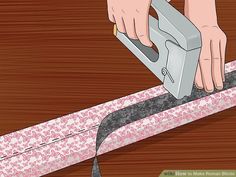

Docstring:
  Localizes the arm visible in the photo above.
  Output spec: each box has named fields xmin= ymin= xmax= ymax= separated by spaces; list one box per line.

xmin=184 ymin=0 xmax=227 ymax=92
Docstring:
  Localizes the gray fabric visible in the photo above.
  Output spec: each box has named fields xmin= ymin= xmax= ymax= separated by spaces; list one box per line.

xmin=91 ymin=157 xmax=101 ymax=177
xmin=91 ymin=70 xmax=236 ymax=177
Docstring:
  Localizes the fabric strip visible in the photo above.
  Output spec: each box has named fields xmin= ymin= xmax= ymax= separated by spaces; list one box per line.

xmin=92 ymin=70 xmax=236 ymax=177
xmin=0 ymin=61 xmax=235 ymax=177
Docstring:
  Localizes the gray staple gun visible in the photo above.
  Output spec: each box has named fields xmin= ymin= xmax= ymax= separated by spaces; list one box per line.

xmin=113 ymin=0 xmax=202 ymax=99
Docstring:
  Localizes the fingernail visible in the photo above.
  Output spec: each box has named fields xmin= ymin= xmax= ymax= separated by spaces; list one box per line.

xmin=148 ymin=42 xmax=153 ymax=47
xmin=205 ymin=87 xmax=214 ymax=93
xmin=195 ymin=83 xmax=203 ymax=89
xmin=216 ymin=85 xmax=223 ymax=90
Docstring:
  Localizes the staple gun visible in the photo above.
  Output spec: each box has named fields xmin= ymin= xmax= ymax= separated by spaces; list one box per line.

xmin=113 ymin=0 xmax=202 ymax=99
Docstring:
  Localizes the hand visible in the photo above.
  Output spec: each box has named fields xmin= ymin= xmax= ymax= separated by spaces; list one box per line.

xmin=107 ymin=0 xmax=153 ymax=47
xmin=185 ymin=0 xmax=227 ymax=92
xmin=194 ymin=25 xmax=227 ymax=92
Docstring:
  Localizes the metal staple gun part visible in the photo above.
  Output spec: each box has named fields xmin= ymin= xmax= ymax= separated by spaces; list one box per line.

xmin=114 ymin=0 xmax=202 ymax=99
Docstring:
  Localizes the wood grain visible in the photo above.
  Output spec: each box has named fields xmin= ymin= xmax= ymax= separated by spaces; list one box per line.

xmin=0 ymin=0 xmax=235 ymax=176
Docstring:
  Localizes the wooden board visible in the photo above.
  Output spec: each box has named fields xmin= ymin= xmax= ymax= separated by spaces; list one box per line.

xmin=0 ymin=0 xmax=235 ymax=176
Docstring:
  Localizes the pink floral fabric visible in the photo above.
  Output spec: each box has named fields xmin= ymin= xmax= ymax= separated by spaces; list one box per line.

xmin=0 ymin=61 xmax=235 ymax=177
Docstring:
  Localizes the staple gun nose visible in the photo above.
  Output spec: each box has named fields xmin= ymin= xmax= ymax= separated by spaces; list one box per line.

xmin=114 ymin=0 xmax=202 ymax=99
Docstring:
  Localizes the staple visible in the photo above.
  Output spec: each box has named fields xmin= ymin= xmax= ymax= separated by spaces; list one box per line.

xmin=24 ymin=147 xmax=33 ymax=151
xmin=92 ymin=124 xmax=99 ymax=128
xmin=52 ymin=138 xmax=60 ymax=142
xmin=65 ymin=133 xmax=72 ymax=137
xmin=78 ymin=129 xmax=85 ymax=132
xmin=1 ymin=155 xmax=7 ymax=158
xmin=39 ymin=142 xmax=46 ymax=146
xmin=81 ymin=129 xmax=90 ymax=133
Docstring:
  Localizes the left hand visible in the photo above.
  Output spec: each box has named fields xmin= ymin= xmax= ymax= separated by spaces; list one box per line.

xmin=184 ymin=0 xmax=227 ymax=93
xmin=194 ymin=25 xmax=227 ymax=92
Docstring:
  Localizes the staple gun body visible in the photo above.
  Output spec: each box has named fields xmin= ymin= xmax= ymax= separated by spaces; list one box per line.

xmin=114 ymin=0 xmax=202 ymax=99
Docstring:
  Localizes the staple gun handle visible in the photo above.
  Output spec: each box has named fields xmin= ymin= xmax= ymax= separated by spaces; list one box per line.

xmin=151 ymin=0 xmax=201 ymax=50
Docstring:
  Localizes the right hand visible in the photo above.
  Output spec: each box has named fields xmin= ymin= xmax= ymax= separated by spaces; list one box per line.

xmin=107 ymin=0 xmax=153 ymax=47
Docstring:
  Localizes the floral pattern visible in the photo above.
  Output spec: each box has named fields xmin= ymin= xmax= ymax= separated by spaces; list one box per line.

xmin=0 ymin=61 xmax=235 ymax=177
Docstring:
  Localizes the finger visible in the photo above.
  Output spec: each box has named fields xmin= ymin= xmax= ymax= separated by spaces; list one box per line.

xmin=108 ymin=13 xmax=115 ymax=23
xmin=220 ymin=34 xmax=227 ymax=82
xmin=199 ymin=39 xmax=214 ymax=93
xmin=211 ymin=40 xmax=223 ymax=90
xmin=134 ymin=14 xmax=152 ymax=47
xmin=107 ymin=6 xmax=116 ymax=23
xmin=123 ymin=17 xmax=138 ymax=39
xmin=115 ymin=16 xmax=126 ymax=33
xmin=195 ymin=63 xmax=204 ymax=89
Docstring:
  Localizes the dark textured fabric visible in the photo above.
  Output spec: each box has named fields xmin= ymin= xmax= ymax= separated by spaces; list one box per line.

xmin=91 ymin=157 xmax=102 ymax=177
xmin=91 ymin=70 xmax=236 ymax=177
